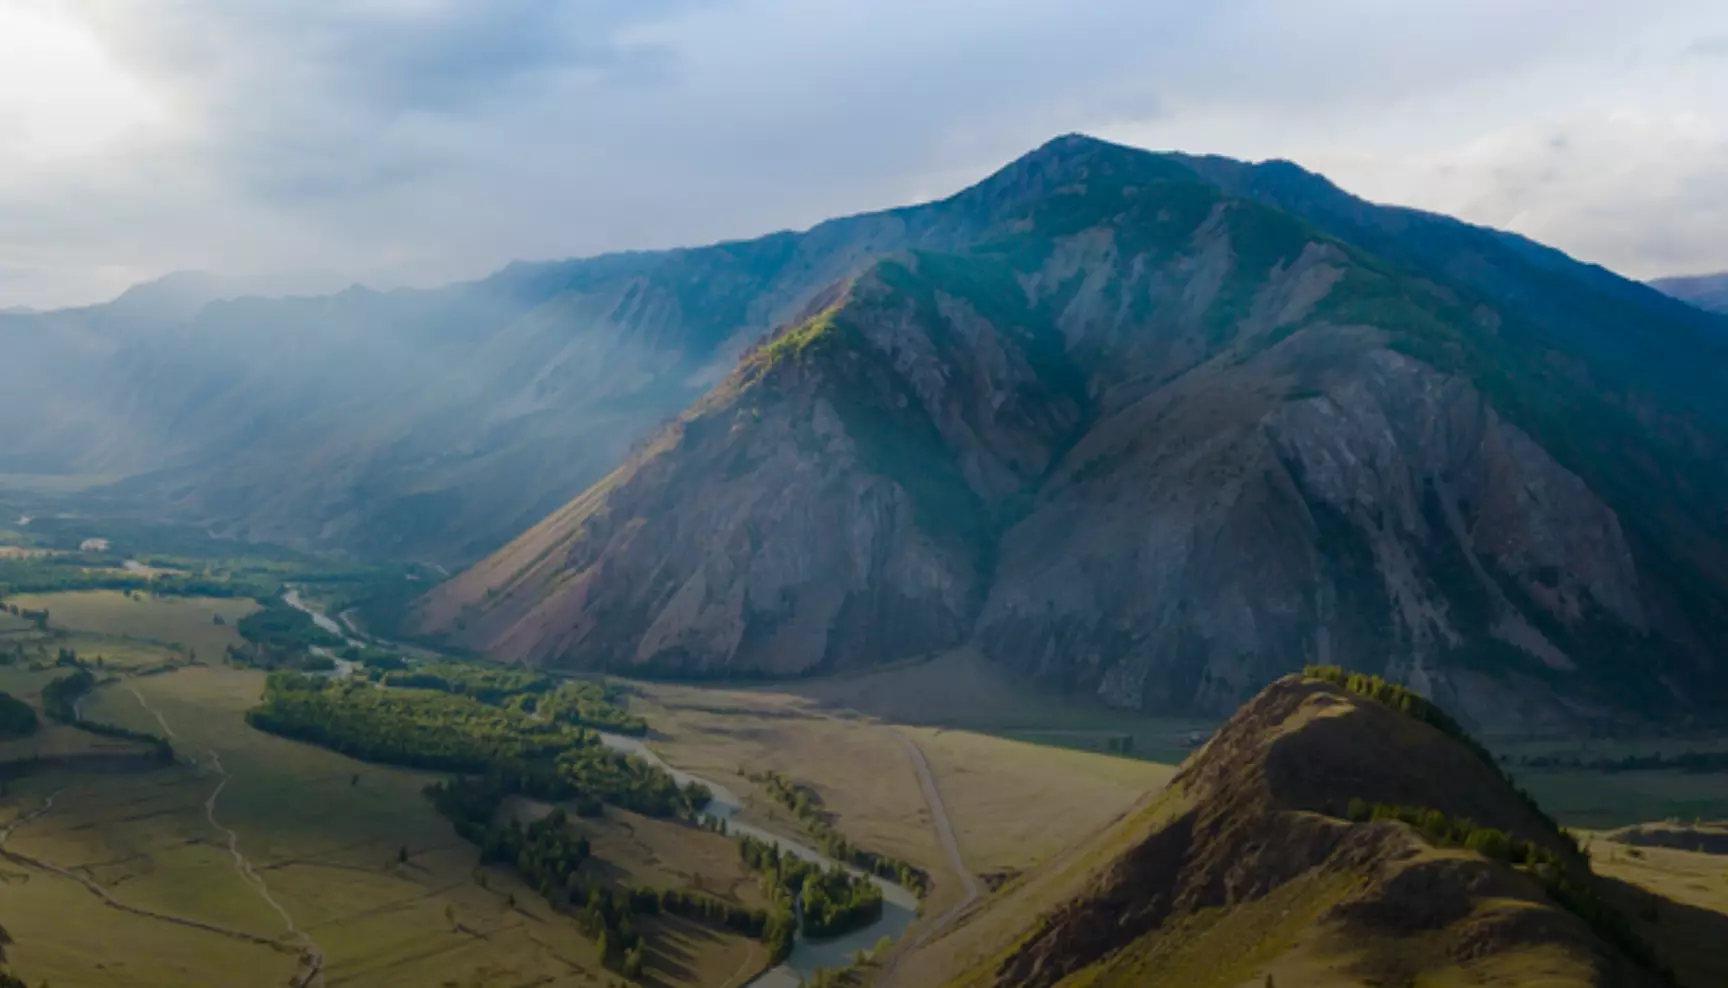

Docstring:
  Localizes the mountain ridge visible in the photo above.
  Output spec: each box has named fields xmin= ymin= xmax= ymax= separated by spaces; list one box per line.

xmin=10 ymin=134 xmax=1724 ymax=571
xmin=1651 ymin=272 xmax=1728 ymax=315
xmin=891 ymin=670 xmax=1674 ymax=987
xmin=417 ymin=153 xmax=1728 ymax=727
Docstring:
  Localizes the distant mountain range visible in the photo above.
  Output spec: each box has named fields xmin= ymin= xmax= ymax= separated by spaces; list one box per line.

xmin=7 ymin=134 xmax=1728 ymax=725
xmin=1651 ymin=272 xmax=1728 ymax=314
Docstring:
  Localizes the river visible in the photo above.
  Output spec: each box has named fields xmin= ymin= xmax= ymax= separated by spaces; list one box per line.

xmin=281 ymin=588 xmax=919 ymax=986
xmin=596 ymin=733 xmax=919 ymax=987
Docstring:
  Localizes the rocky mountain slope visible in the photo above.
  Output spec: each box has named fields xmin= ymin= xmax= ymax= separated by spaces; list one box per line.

xmin=9 ymin=136 xmax=1725 ymax=573
xmin=420 ymin=141 xmax=1728 ymax=728
xmin=1652 ymin=272 xmax=1728 ymax=315
xmin=891 ymin=671 xmax=1676 ymax=988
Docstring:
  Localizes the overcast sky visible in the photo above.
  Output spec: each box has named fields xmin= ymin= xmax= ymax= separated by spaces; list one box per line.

xmin=1 ymin=0 xmax=1725 ymax=309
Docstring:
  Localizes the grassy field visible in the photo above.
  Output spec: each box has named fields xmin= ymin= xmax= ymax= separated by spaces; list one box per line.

xmin=1 ymin=666 xmax=767 ymax=988
xmin=0 ymin=589 xmax=770 ymax=988
xmin=5 ymin=590 xmax=257 ymax=661
xmin=1512 ymin=770 xmax=1728 ymax=830
xmin=1590 ymin=833 xmax=1728 ymax=988
xmin=784 ymin=648 xmax=1216 ymax=764
xmin=903 ymin=727 xmax=1177 ymax=877
xmin=629 ymin=678 xmax=1178 ymax=936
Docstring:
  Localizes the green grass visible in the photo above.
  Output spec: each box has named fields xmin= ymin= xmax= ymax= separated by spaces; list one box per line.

xmin=5 ymin=590 xmax=256 ymax=661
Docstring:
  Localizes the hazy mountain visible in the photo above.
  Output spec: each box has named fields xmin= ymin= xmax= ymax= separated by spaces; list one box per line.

xmin=419 ymin=136 xmax=1728 ymax=728
xmin=1651 ymin=272 xmax=1728 ymax=315
xmin=6 ymin=134 xmax=1727 ymax=599
xmin=891 ymin=672 xmax=1672 ymax=987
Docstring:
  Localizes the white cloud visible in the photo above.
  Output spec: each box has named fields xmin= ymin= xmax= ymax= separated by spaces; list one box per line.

xmin=0 ymin=0 xmax=1725 ymax=306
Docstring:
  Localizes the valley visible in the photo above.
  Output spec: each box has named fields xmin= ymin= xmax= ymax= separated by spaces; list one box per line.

xmin=2 ymin=130 xmax=1727 ymax=988
xmin=0 ymin=565 xmax=1178 ymax=987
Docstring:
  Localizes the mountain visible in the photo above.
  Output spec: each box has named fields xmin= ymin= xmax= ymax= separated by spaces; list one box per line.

xmin=0 ymin=163 xmax=1099 ymax=563
xmin=10 ymin=135 xmax=1725 ymax=574
xmin=418 ymin=136 xmax=1728 ymax=728
xmin=1651 ymin=273 xmax=1728 ymax=315
xmin=890 ymin=670 xmax=1677 ymax=987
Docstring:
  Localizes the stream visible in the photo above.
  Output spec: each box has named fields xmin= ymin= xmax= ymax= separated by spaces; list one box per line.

xmin=596 ymin=733 xmax=919 ymax=988
xmin=280 ymin=588 xmax=919 ymax=985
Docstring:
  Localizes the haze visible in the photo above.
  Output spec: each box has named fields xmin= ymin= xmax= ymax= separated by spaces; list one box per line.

xmin=2 ymin=0 xmax=1725 ymax=310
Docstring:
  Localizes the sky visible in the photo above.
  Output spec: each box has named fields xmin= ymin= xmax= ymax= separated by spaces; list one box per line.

xmin=1 ymin=0 xmax=1725 ymax=309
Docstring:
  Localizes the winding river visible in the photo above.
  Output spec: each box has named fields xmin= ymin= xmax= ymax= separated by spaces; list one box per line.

xmin=281 ymin=588 xmax=920 ymax=986
xmin=596 ymin=733 xmax=919 ymax=988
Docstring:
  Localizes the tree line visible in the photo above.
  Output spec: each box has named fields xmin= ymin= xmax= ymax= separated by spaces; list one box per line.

xmin=40 ymin=667 xmax=174 ymax=761
xmin=738 ymin=834 xmax=883 ymax=940
xmin=0 ymin=692 xmax=37 ymax=740
xmin=381 ymin=664 xmax=649 ymax=736
xmin=249 ymin=674 xmax=707 ymax=818
xmin=751 ymin=769 xmax=928 ymax=895
xmin=424 ymin=777 xmax=787 ymax=978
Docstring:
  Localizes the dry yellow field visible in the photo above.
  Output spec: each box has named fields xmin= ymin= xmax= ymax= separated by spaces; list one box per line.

xmin=1590 ymin=833 xmax=1728 ymax=988
xmin=903 ymin=727 xmax=1177 ymax=876
xmin=631 ymin=680 xmax=1177 ymax=933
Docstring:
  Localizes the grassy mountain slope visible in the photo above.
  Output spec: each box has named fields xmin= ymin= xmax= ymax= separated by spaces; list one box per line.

xmin=894 ymin=672 xmax=1673 ymax=988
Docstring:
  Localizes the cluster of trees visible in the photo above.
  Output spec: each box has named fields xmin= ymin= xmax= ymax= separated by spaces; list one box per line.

xmin=253 ymin=675 xmax=708 ymax=818
xmin=536 ymin=681 xmax=649 ymax=736
xmin=738 ymin=835 xmax=882 ymax=941
xmin=424 ymin=776 xmax=782 ymax=977
xmin=342 ymin=645 xmax=407 ymax=671
xmin=0 ymin=557 xmax=278 ymax=601
xmin=381 ymin=665 xmax=649 ymax=736
xmin=1 ymin=603 xmax=47 ymax=631
xmin=237 ymin=602 xmax=343 ymax=653
xmin=1345 ymin=799 xmax=1670 ymax=980
xmin=752 ymin=770 xmax=928 ymax=895
xmin=40 ymin=668 xmax=174 ymax=761
xmin=246 ymin=675 xmax=583 ymax=773
xmin=383 ymin=663 xmax=551 ymax=704
xmin=0 ymin=692 xmax=38 ymax=740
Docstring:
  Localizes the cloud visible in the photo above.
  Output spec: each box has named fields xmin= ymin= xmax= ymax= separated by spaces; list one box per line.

xmin=1 ymin=0 xmax=1726 ymax=307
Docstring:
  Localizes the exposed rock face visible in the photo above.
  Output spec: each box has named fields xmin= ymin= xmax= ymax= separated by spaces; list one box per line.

xmin=421 ymin=145 xmax=1728 ymax=727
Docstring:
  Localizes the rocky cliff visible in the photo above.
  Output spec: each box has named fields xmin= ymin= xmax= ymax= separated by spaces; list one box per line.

xmin=420 ymin=155 xmax=1728 ymax=727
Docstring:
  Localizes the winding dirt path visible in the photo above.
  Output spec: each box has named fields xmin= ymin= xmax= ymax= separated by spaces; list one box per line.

xmin=128 ymin=685 xmax=327 ymax=987
xmin=879 ymin=730 xmax=982 ymax=987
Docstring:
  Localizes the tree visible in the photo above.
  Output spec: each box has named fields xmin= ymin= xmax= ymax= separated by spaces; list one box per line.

xmin=621 ymin=946 xmax=644 ymax=979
